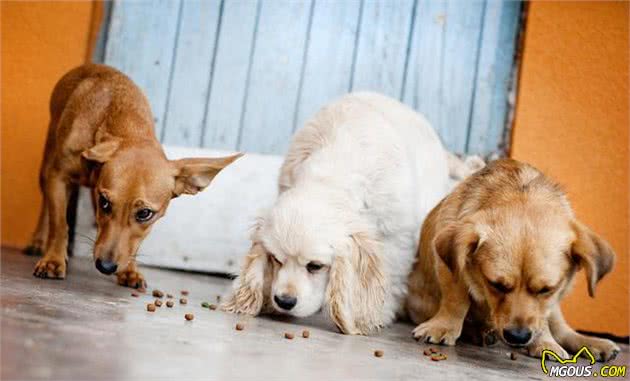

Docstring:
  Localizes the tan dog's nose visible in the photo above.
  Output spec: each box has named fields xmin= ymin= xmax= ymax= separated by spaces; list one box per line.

xmin=95 ymin=258 xmax=118 ymax=275
xmin=503 ymin=327 xmax=532 ymax=346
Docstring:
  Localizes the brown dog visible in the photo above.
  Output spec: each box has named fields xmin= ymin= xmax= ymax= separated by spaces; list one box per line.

xmin=25 ymin=64 xmax=242 ymax=287
xmin=406 ymin=159 xmax=620 ymax=361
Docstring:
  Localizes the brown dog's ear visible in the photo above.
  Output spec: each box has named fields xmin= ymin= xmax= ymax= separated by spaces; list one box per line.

xmin=571 ymin=220 xmax=616 ymax=297
xmin=81 ymin=139 xmax=121 ymax=164
xmin=326 ymin=232 xmax=385 ymax=335
xmin=171 ymin=153 xmax=243 ymax=197
xmin=434 ymin=222 xmax=480 ymax=275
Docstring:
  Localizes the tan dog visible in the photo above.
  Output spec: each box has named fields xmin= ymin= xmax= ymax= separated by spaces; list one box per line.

xmin=406 ymin=159 xmax=620 ymax=361
xmin=26 ymin=64 xmax=241 ymax=287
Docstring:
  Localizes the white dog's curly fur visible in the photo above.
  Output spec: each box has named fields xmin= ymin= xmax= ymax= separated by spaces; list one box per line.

xmin=223 ymin=92 xmax=452 ymax=334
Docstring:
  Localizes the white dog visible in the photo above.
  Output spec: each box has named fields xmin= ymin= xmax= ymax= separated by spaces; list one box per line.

xmin=223 ymin=92 xmax=453 ymax=334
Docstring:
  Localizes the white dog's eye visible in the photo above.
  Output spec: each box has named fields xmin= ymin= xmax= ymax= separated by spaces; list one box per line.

xmin=306 ymin=261 xmax=323 ymax=273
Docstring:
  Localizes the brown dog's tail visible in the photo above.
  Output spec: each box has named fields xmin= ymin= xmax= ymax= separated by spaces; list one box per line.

xmin=447 ymin=152 xmax=486 ymax=181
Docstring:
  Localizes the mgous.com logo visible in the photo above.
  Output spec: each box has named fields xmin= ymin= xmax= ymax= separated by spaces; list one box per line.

xmin=541 ymin=346 xmax=626 ymax=377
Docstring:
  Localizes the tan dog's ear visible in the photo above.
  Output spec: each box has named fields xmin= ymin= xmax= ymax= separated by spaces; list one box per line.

xmin=571 ymin=220 xmax=616 ymax=297
xmin=81 ymin=139 xmax=121 ymax=163
xmin=326 ymin=232 xmax=385 ymax=335
xmin=171 ymin=153 xmax=243 ymax=197
xmin=434 ymin=222 xmax=480 ymax=275
xmin=221 ymin=242 xmax=273 ymax=315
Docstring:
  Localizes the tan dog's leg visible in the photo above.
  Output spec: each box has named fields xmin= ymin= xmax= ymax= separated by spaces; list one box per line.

xmin=116 ymin=260 xmax=146 ymax=289
xmin=412 ymin=276 xmax=470 ymax=345
xmin=526 ymin=318 xmax=569 ymax=360
xmin=549 ymin=305 xmax=620 ymax=362
xmin=33 ymin=171 xmax=69 ymax=279
xmin=25 ymin=199 xmax=49 ymax=256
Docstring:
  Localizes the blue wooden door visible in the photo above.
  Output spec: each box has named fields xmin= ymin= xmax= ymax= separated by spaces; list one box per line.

xmin=102 ymin=0 xmax=522 ymax=156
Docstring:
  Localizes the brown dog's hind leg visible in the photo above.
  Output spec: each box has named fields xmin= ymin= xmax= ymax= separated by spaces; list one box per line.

xmin=549 ymin=305 xmax=620 ymax=362
xmin=33 ymin=171 xmax=69 ymax=279
xmin=116 ymin=260 xmax=146 ymax=290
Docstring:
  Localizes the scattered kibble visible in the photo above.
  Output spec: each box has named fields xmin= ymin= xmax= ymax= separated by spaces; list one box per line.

xmin=374 ymin=350 xmax=384 ymax=358
xmin=185 ymin=313 xmax=194 ymax=321
xmin=208 ymin=304 xmax=217 ymax=310
xmin=152 ymin=289 xmax=164 ymax=298
xmin=430 ymin=353 xmax=448 ymax=361
xmin=423 ymin=349 xmax=432 ymax=356
xmin=167 ymin=294 xmax=173 ymax=299
xmin=166 ymin=300 xmax=174 ymax=308
xmin=147 ymin=304 xmax=156 ymax=312
xmin=235 ymin=323 xmax=245 ymax=331
xmin=155 ymin=299 xmax=162 ymax=307
xmin=302 ymin=330 xmax=310 ymax=338
xmin=180 ymin=298 xmax=188 ymax=305
xmin=509 ymin=352 xmax=517 ymax=361
xmin=429 ymin=347 xmax=438 ymax=354
xmin=181 ymin=290 xmax=189 ymax=296
xmin=216 ymin=295 xmax=221 ymax=302
xmin=131 ymin=292 xmax=139 ymax=297
xmin=201 ymin=302 xmax=210 ymax=308
xmin=284 ymin=332 xmax=294 ymax=340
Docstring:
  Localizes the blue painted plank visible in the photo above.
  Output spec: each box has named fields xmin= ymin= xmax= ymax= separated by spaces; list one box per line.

xmin=238 ymin=0 xmax=313 ymax=154
xmin=293 ymin=0 xmax=361 ymax=131
xmin=402 ymin=0 xmax=485 ymax=154
xmin=467 ymin=0 xmax=521 ymax=155
xmin=350 ymin=0 xmax=415 ymax=99
xmin=105 ymin=0 xmax=182 ymax=140
xmin=202 ymin=0 xmax=260 ymax=150
xmin=162 ymin=0 xmax=222 ymax=146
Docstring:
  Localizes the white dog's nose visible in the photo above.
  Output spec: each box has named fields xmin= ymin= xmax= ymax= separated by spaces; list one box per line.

xmin=274 ymin=294 xmax=297 ymax=310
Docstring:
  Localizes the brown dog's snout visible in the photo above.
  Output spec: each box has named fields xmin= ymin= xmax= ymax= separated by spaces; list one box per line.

xmin=95 ymin=257 xmax=118 ymax=275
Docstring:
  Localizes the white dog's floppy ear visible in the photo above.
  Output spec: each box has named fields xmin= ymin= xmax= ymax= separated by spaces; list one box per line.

xmin=221 ymin=242 xmax=273 ymax=315
xmin=326 ymin=232 xmax=385 ymax=335
xmin=171 ymin=153 xmax=243 ymax=197
xmin=434 ymin=222 xmax=481 ymax=276
xmin=570 ymin=220 xmax=616 ymax=297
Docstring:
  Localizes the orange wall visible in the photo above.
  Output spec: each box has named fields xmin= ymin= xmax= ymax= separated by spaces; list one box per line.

xmin=511 ymin=1 xmax=629 ymax=336
xmin=1 ymin=1 xmax=97 ymax=247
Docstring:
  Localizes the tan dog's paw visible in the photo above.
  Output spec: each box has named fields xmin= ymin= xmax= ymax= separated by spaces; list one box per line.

xmin=33 ymin=257 xmax=66 ymax=279
xmin=116 ymin=269 xmax=147 ymax=289
xmin=412 ymin=319 xmax=461 ymax=345
xmin=573 ymin=337 xmax=620 ymax=362
xmin=527 ymin=340 xmax=569 ymax=361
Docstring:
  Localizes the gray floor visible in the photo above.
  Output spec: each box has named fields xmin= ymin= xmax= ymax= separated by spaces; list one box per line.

xmin=1 ymin=247 xmax=627 ymax=381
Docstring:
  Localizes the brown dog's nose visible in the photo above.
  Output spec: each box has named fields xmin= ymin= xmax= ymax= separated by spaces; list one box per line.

xmin=274 ymin=294 xmax=297 ymax=310
xmin=95 ymin=258 xmax=118 ymax=275
xmin=503 ymin=327 xmax=532 ymax=346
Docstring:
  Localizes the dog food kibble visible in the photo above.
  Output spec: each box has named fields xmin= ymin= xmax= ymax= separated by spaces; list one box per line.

xmin=302 ymin=330 xmax=310 ymax=338
xmin=216 ymin=295 xmax=221 ymax=302
xmin=374 ymin=350 xmax=384 ymax=358
xmin=180 ymin=298 xmax=188 ymax=305
xmin=167 ymin=294 xmax=173 ymax=299
xmin=208 ymin=304 xmax=217 ymax=310
xmin=152 ymin=290 xmax=164 ymax=298
xmin=235 ymin=323 xmax=245 ymax=331
xmin=181 ymin=290 xmax=189 ymax=296
xmin=201 ymin=302 xmax=210 ymax=308
xmin=284 ymin=332 xmax=294 ymax=340
xmin=131 ymin=292 xmax=139 ymax=297
xmin=166 ymin=300 xmax=174 ymax=308
xmin=429 ymin=347 xmax=438 ymax=354
xmin=185 ymin=313 xmax=194 ymax=321
xmin=509 ymin=352 xmax=517 ymax=361
xmin=147 ymin=303 xmax=156 ymax=312
xmin=430 ymin=353 xmax=448 ymax=362
xmin=155 ymin=299 xmax=162 ymax=307
xmin=423 ymin=349 xmax=432 ymax=356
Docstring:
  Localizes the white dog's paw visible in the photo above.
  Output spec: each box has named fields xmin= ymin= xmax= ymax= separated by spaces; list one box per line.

xmin=412 ymin=319 xmax=461 ymax=345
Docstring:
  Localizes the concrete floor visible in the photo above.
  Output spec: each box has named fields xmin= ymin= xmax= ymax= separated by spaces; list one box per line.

xmin=1 ymin=247 xmax=627 ymax=381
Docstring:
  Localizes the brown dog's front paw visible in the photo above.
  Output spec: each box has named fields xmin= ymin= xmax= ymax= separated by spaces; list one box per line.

xmin=33 ymin=257 xmax=66 ymax=279
xmin=527 ymin=340 xmax=569 ymax=361
xmin=412 ymin=319 xmax=461 ymax=345
xmin=116 ymin=269 xmax=147 ymax=290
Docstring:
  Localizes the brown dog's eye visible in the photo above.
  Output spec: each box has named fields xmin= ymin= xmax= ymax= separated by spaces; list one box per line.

xmin=135 ymin=208 xmax=154 ymax=222
xmin=306 ymin=262 xmax=323 ymax=273
xmin=98 ymin=194 xmax=112 ymax=214
xmin=537 ymin=286 xmax=552 ymax=295
xmin=489 ymin=280 xmax=511 ymax=293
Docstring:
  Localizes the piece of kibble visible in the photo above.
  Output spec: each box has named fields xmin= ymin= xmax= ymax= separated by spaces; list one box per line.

xmin=167 ymin=294 xmax=173 ymax=299
xmin=509 ymin=352 xmax=517 ymax=361
xmin=423 ymin=349 xmax=432 ymax=356
xmin=430 ymin=353 xmax=447 ymax=361
xmin=166 ymin=301 xmax=174 ymax=308
xmin=208 ymin=304 xmax=217 ymax=310
xmin=374 ymin=350 xmax=384 ymax=358
xmin=235 ymin=323 xmax=245 ymax=331
xmin=284 ymin=332 xmax=294 ymax=340
xmin=201 ymin=302 xmax=210 ymax=308
xmin=216 ymin=295 xmax=221 ymax=302
xmin=180 ymin=298 xmax=187 ymax=305
xmin=152 ymin=289 xmax=164 ymax=298
xmin=181 ymin=290 xmax=189 ymax=296
xmin=302 ymin=330 xmax=310 ymax=338
xmin=155 ymin=299 xmax=162 ymax=307
xmin=185 ymin=313 xmax=194 ymax=321
xmin=131 ymin=292 xmax=139 ymax=297
xmin=429 ymin=347 xmax=438 ymax=354
xmin=147 ymin=303 xmax=156 ymax=312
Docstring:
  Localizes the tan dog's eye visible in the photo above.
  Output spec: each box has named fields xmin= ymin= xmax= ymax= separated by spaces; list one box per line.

xmin=306 ymin=261 xmax=323 ymax=273
xmin=489 ymin=280 xmax=512 ymax=294
xmin=535 ymin=286 xmax=553 ymax=296
xmin=98 ymin=193 xmax=112 ymax=214
xmin=135 ymin=208 xmax=154 ymax=223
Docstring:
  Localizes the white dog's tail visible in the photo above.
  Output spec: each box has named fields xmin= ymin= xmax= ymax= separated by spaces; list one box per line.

xmin=447 ymin=152 xmax=486 ymax=181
